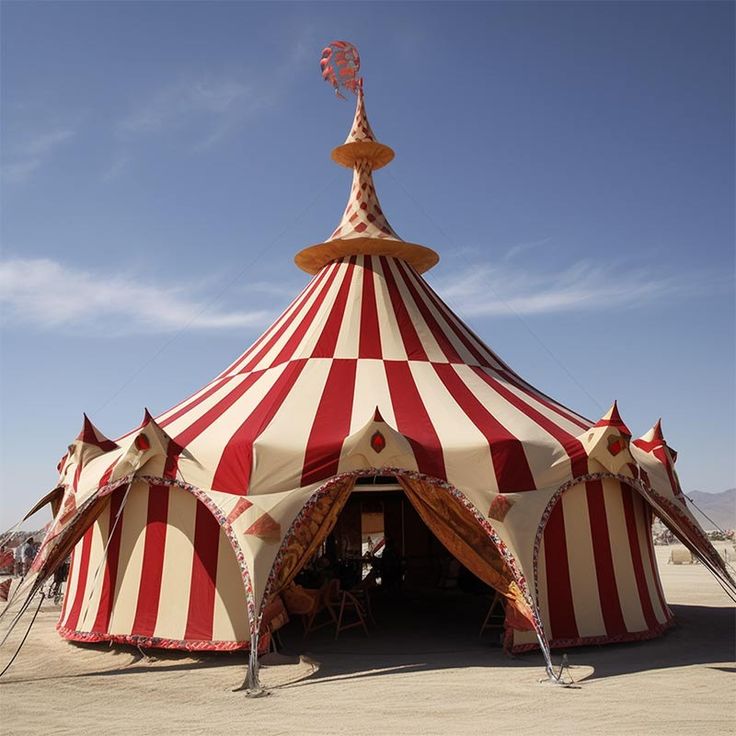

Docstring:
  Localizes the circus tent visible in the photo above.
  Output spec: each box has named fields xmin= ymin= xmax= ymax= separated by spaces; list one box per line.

xmin=18 ymin=47 xmax=735 ymax=693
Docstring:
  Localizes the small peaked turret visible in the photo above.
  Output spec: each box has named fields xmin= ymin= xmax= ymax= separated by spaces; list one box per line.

xmin=593 ymin=400 xmax=631 ymax=436
xmin=295 ymin=56 xmax=439 ymax=275
xmin=579 ymin=401 xmax=635 ymax=476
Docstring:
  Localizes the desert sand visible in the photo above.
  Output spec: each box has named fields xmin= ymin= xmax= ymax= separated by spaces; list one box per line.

xmin=1 ymin=544 xmax=734 ymax=736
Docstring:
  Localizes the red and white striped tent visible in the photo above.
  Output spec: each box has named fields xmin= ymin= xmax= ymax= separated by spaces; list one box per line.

xmin=24 ymin=76 xmax=734 ymax=691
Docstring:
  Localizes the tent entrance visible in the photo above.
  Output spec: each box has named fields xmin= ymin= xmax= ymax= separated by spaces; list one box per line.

xmin=275 ymin=476 xmax=517 ymax=646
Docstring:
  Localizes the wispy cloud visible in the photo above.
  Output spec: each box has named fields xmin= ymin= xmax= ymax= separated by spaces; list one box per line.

xmin=435 ymin=260 xmax=702 ymax=317
xmin=503 ymin=236 xmax=552 ymax=261
xmin=114 ymin=27 xmax=314 ymax=154
xmin=0 ymin=258 xmax=274 ymax=334
xmin=117 ymin=77 xmax=261 ymax=149
xmin=101 ymin=153 xmax=131 ymax=182
xmin=2 ymin=128 xmax=75 ymax=184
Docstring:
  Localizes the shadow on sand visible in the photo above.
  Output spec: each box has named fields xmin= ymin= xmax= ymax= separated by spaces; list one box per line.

xmin=3 ymin=592 xmax=733 ymax=688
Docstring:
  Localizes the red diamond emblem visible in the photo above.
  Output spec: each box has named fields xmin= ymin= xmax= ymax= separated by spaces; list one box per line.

xmin=370 ymin=431 xmax=386 ymax=453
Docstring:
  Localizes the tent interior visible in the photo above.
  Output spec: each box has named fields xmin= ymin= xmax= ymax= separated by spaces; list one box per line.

xmin=272 ymin=475 xmax=515 ymax=650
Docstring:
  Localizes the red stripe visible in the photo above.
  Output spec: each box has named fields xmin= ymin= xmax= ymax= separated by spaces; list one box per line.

xmin=311 ymin=257 xmax=357 ymax=357
xmin=97 ymin=459 xmax=117 ymax=490
xmin=212 ymin=360 xmax=308 ymax=494
xmin=301 ymin=359 xmax=358 ymax=485
xmin=433 ymin=364 xmax=536 ymax=491
xmin=393 ymin=260 xmax=462 ymax=363
xmin=380 ymin=257 xmax=428 ymax=360
xmin=358 ymin=256 xmax=382 ymax=359
xmin=131 ymin=485 xmax=169 ymax=638
xmin=472 ymin=367 xmax=588 ymax=478
xmin=177 ymin=373 xmax=267 ymax=447
xmin=543 ymin=500 xmax=579 ymax=640
xmin=184 ymin=501 xmax=220 ymax=641
xmin=239 ymin=266 xmax=332 ymax=373
xmin=402 ymin=260 xmax=494 ymax=367
xmin=585 ymin=480 xmax=627 ymax=636
xmin=64 ymin=526 xmax=94 ymax=631
xmin=159 ymin=377 xmax=230 ymax=429
xmin=91 ymin=487 xmax=126 ymax=633
xmin=72 ymin=464 xmax=83 ymax=493
xmin=267 ymin=263 xmax=342 ymax=367
xmin=620 ymin=484 xmax=659 ymax=631
xmin=384 ymin=360 xmax=446 ymax=479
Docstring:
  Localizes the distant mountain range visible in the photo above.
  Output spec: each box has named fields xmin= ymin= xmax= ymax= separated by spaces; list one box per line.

xmin=685 ymin=488 xmax=735 ymax=531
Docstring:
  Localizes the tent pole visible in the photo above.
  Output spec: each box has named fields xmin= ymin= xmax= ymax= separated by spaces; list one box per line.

xmin=242 ymin=627 xmax=268 ymax=697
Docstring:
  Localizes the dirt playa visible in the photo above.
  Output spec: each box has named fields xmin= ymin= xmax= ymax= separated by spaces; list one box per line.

xmin=1 ymin=545 xmax=734 ymax=736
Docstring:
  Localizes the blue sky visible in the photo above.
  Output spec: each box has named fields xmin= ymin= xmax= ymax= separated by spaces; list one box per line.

xmin=1 ymin=1 xmax=734 ymax=528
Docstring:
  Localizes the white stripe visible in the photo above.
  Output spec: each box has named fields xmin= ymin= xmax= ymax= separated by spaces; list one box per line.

xmin=603 ymin=478 xmax=647 ymax=632
xmin=154 ymin=487 xmax=197 ymax=640
xmin=561 ymin=484 xmax=606 ymax=637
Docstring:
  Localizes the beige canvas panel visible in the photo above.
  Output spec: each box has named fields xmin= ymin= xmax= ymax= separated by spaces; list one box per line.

xmin=383 ymin=258 xmax=446 ymax=363
xmin=634 ymin=492 xmax=669 ymax=624
xmin=180 ymin=363 xmax=289 ymax=490
xmin=495 ymin=487 xmax=559 ymax=582
xmin=211 ymin=526 xmax=249 ymax=642
xmin=76 ymin=504 xmax=111 ymax=632
xmin=370 ymin=256 xmax=408 ymax=361
xmin=349 ymin=358 xmax=397 ymax=432
xmin=153 ymin=487 xmax=197 ymax=640
xmin=249 ymin=359 xmax=333 ymax=495
xmin=561 ymin=484 xmax=606 ymax=637
xmin=409 ymin=361 xmax=497 ymax=497
xmin=108 ymin=483 xmax=149 ymax=636
xmin=59 ymin=531 xmax=85 ymax=628
xmin=602 ymin=478 xmax=647 ymax=632
xmin=333 ymin=256 xmax=364 ymax=359
xmin=75 ymin=451 xmax=125 ymax=505
xmin=234 ymin=484 xmax=322 ymax=610
xmin=457 ymin=364 xmax=570 ymax=489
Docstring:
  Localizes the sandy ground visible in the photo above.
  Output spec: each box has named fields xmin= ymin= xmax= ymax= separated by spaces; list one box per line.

xmin=0 ymin=544 xmax=734 ymax=736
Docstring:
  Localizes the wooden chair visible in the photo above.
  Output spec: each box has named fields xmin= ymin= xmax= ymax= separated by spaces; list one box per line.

xmin=479 ymin=590 xmax=505 ymax=637
xmin=324 ymin=579 xmax=369 ymax=640
xmin=282 ymin=583 xmax=334 ymax=638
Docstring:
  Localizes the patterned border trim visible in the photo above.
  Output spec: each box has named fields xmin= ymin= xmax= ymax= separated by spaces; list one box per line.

xmin=510 ymin=617 xmax=675 ymax=654
xmin=56 ymin=624 xmax=269 ymax=653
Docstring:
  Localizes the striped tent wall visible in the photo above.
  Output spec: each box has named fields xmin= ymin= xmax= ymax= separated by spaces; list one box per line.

xmin=58 ymin=482 xmax=249 ymax=650
xmin=513 ymin=478 xmax=672 ymax=651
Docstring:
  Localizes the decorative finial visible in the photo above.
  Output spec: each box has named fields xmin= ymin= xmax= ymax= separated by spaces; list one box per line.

xmin=320 ymin=41 xmax=362 ymax=99
xmin=293 ymin=42 xmax=439 ymax=275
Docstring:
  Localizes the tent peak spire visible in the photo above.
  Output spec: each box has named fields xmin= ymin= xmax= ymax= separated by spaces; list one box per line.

xmin=294 ymin=43 xmax=439 ymax=275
